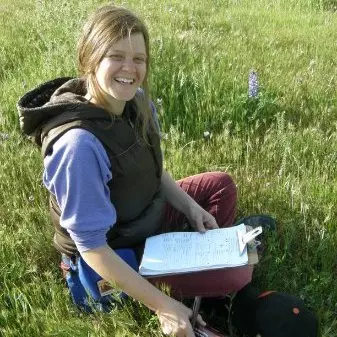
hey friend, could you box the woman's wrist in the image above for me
[161,170,195,216]
[155,295,186,314]
[155,293,178,312]
[185,198,202,218]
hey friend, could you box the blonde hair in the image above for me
[77,5,157,140]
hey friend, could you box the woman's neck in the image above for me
[84,93,126,116]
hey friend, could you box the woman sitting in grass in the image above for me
[18,5,251,336]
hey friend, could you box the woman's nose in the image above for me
[122,58,136,72]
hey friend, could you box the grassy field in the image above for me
[1,0,336,336]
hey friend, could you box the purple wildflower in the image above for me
[248,70,259,98]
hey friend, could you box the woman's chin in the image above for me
[110,89,138,102]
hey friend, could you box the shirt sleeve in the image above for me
[43,128,116,253]
[150,100,161,134]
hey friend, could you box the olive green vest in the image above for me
[42,101,165,256]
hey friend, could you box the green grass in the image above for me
[1,0,336,336]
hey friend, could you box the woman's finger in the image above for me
[197,313,206,327]
[205,213,219,229]
[161,323,173,335]
[174,321,195,337]
[194,216,206,233]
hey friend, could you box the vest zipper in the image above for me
[128,118,134,128]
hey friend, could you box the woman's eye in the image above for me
[134,57,146,64]
[109,54,123,61]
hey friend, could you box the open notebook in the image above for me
[139,224,249,277]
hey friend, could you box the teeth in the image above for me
[115,78,134,84]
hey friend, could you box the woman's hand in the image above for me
[186,202,219,233]
[156,300,206,337]
[82,246,206,336]
[160,171,219,233]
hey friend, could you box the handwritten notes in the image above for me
[139,224,248,276]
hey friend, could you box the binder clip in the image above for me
[237,226,263,254]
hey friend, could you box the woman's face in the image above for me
[94,33,147,112]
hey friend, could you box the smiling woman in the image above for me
[17,5,250,337]
[77,5,153,140]
[85,33,147,114]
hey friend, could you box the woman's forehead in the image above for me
[107,33,146,54]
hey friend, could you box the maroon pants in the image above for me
[163,172,237,232]
[148,172,253,299]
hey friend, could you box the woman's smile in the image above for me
[114,77,136,84]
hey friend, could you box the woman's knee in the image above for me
[209,171,237,197]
